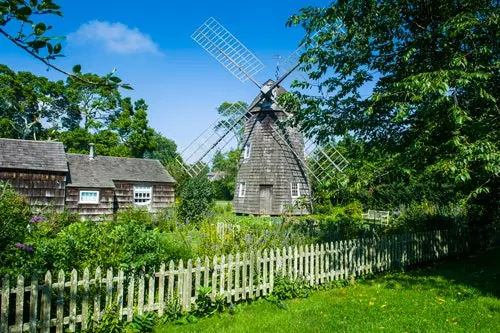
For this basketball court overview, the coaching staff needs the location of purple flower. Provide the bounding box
[15,243,34,253]
[30,216,46,223]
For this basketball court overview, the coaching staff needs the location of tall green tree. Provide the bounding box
[287,0,499,217]
[0,64,66,139]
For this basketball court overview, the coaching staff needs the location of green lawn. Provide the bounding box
[156,247,500,332]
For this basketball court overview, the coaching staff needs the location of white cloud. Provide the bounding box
[68,20,161,55]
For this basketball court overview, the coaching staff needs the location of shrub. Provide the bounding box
[177,176,215,224]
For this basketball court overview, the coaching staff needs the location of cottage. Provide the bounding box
[0,139,176,219]
[66,145,175,219]
[0,138,67,211]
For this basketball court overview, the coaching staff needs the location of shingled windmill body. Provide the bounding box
[177,17,348,216]
[233,80,310,215]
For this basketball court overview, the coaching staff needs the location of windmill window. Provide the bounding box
[291,183,300,198]
[238,182,246,197]
[243,143,251,159]
[134,185,152,205]
[79,191,99,204]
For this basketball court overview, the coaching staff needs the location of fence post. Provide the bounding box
[15,274,24,333]
[126,271,135,322]
[82,268,90,329]
[241,252,247,300]
[269,249,275,294]
[29,274,38,333]
[94,267,102,322]
[234,253,240,302]
[1,275,9,333]
[158,263,166,317]
[227,254,233,303]
[69,269,78,332]
[194,258,201,300]
[41,271,51,333]
[56,270,65,333]
[211,256,218,301]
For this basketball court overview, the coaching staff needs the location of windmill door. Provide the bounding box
[259,185,273,215]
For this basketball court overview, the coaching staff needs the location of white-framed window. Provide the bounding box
[134,185,152,205]
[238,182,246,197]
[291,183,300,198]
[243,143,251,159]
[79,190,99,204]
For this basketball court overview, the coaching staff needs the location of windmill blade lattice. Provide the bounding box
[304,139,349,183]
[269,120,349,183]
[176,102,249,177]
[192,17,265,86]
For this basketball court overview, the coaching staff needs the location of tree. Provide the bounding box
[65,73,121,131]
[0,64,66,139]
[287,0,499,217]
[215,101,248,145]
[211,149,241,200]
[178,176,214,224]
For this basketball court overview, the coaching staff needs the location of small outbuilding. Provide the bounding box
[0,139,176,219]
[0,138,68,211]
[66,148,176,219]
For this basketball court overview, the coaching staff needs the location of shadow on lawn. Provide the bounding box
[369,247,500,299]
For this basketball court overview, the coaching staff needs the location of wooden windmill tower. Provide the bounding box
[177,17,348,216]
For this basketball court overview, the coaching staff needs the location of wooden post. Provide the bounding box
[148,273,155,312]
[15,275,24,333]
[167,261,175,302]
[185,260,193,311]
[227,254,233,303]
[69,269,77,332]
[106,268,113,309]
[241,252,247,300]
[56,270,64,333]
[94,267,101,322]
[126,272,135,322]
[203,257,210,289]
[269,249,275,294]
[234,253,240,302]
[137,271,145,315]
[1,276,9,333]
[81,268,90,329]
[211,256,218,301]
[41,271,51,333]
[194,258,201,300]
[29,274,38,333]
[117,270,124,320]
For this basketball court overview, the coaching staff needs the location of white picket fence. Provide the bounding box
[0,228,487,332]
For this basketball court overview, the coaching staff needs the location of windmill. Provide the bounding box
[176,17,348,216]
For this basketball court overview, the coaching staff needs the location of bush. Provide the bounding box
[177,176,214,224]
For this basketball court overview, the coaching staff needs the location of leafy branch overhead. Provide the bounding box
[0,0,132,89]
[285,0,499,210]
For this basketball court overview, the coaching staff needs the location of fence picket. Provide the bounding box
[41,271,51,333]
[158,263,166,317]
[227,254,233,303]
[94,267,101,322]
[241,252,247,300]
[69,269,77,332]
[1,276,8,333]
[137,271,145,315]
[29,274,38,333]
[234,253,240,302]
[126,272,135,322]
[15,274,24,333]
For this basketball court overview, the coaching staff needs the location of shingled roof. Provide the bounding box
[0,138,68,172]
[66,154,175,188]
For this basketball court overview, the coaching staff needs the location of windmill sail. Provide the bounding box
[192,17,265,87]
[176,102,249,177]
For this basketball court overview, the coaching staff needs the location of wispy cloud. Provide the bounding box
[68,20,161,55]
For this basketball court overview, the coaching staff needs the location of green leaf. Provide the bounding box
[34,22,47,35]
[109,76,122,83]
[120,84,133,90]
[30,0,38,7]
[46,43,53,54]
[72,64,82,74]
[15,6,32,18]
[53,43,62,54]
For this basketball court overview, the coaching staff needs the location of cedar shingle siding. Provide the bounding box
[0,139,175,219]
[232,82,311,216]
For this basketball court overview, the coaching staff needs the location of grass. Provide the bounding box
[155,247,500,332]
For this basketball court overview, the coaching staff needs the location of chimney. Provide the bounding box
[89,143,95,160]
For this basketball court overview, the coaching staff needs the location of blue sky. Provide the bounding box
[1,0,332,150]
